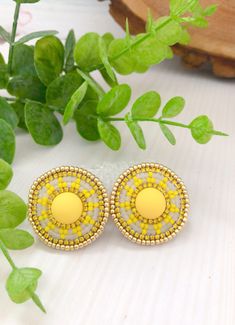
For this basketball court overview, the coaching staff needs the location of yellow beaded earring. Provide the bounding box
[110,163,189,245]
[28,166,109,250]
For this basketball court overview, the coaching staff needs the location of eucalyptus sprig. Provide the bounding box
[0,0,226,164]
[0,159,45,313]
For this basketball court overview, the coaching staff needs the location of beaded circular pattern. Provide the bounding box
[110,163,189,245]
[28,166,109,250]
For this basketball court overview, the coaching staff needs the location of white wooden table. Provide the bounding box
[0,1,234,324]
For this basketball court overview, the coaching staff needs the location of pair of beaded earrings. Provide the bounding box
[28,162,189,250]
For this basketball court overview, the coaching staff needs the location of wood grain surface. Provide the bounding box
[110,0,235,78]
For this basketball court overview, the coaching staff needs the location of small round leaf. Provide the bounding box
[125,114,146,149]
[74,32,102,70]
[0,229,34,250]
[0,119,15,164]
[0,97,19,129]
[74,100,100,141]
[6,267,41,304]
[0,190,27,228]
[132,91,161,118]
[162,96,185,118]
[25,101,63,146]
[0,159,13,190]
[190,115,214,144]
[160,123,176,145]
[34,36,64,86]
[97,119,121,150]
[97,84,131,116]
[46,70,83,112]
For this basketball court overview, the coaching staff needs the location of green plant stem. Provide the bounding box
[105,117,190,129]
[8,1,21,74]
[2,96,63,113]
[88,17,172,72]
[0,239,16,270]
[88,0,196,73]
[0,239,46,313]
[76,68,105,98]
[104,117,228,136]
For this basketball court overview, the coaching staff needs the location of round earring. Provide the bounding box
[110,162,189,245]
[28,166,109,250]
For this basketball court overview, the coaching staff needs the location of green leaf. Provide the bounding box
[15,30,58,45]
[125,113,146,149]
[6,267,41,304]
[0,229,34,250]
[0,119,15,164]
[108,38,135,75]
[0,190,27,228]
[46,70,83,112]
[190,115,214,144]
[11,101,27,130]
[34,36,64,86]
[9,44,46,101]
[99,37,116,82]
[0,97,19,129]
[97,119,121,150]
[133,34,168,66]
[0,26,11,43]
[25,101,63,145]
[63,81,88,125]
[97,84,131,116]
[160,123,176,145]
[0,53,9,89]
[154,17,182,46]
[64,29,76,72]
[191,16,208,28]
[162,96,185,118]
[178,28,190,45]
[99,68,118,88]
[146,10,154,33]
[11,44,36,77]
[132,91,161,118]
[102,33,114,48]
[74,100,100,141]
[76,68,104,99]
[74,32,102,70]
[7,75,46,102]
[203,4,217,16]
[0,159,13,190]
[170,0,198,15]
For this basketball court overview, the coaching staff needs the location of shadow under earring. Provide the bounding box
[28,166,109,250]
[110,163,189,245]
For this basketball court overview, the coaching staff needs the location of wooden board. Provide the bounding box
[109,0,235,78]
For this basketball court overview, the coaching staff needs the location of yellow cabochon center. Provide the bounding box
[135,188,166,220]
[51,192,83,224]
